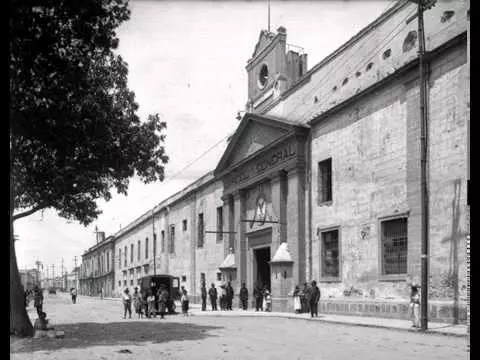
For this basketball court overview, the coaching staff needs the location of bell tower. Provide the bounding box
[246,26,308,114]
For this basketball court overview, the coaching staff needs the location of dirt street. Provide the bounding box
[10,293,468,360]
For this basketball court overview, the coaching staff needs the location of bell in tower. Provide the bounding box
[245,26,308,114]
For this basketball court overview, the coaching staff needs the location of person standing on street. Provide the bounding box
[201,282,207,311]
[239,283,248,310]
[70,287,77,304]
[309,280,321,318]
[208,283,218,311]
[147,290,156,318]
[122,288,132,319]
[409,283,421,328]
[300,282,310,314]
[34,286,44,316]
[157,284,169,319]
[226,281,234,310]
[253,283,263,312]
[132,287,143,319]
[293,285,302,313]
[181,288,190,316]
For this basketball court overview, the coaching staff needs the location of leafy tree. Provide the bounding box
[10,0,168,336]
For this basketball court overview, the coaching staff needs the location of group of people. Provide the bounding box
[253,283,272,312]
[122,284,172,319]
[201,281,237,311]
[200,281,274,312]
[292,281,321,317]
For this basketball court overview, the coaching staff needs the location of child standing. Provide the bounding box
[409,284,421,328]
[264,290,272,312]
[181,288,189,316]
[147,291,156,318]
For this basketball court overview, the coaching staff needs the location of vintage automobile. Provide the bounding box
[48,287,57,294]
[138,275,181,314]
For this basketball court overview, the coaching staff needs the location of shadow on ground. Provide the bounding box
[10,321,222,353]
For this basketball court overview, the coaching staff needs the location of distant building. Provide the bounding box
[79,232,115,297]
[65,268,79,291]
[19,269,40,291]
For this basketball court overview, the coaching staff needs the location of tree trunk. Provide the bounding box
[10,218,34,337]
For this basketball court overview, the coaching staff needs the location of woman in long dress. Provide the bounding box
[293,285,302,313]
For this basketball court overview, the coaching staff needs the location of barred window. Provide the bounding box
[169,225,175,254]
[216,207,223,242]
[198,213,204,248]
[321,229,340,278]
[318,158,332,204]
[381,218,408,275]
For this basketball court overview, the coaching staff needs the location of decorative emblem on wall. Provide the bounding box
[251,195,267,228]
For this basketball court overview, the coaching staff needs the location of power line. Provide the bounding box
[128,133,232,209]
[163,135,230,184]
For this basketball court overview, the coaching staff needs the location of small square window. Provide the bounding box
[181,275,187,282]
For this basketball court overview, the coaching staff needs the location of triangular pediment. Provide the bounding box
[252,30,275,58]
[215,113,302,176]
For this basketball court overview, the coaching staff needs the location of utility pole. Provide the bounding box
[74,256,78,290]
[409,0,436,331]
[52,264,56,288]
[35,260,42,287]
[61,258,65,291]
[152,209,156,275]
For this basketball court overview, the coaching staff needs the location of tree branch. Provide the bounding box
[13,205,46,221]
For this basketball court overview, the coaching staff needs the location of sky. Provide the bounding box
[14,0,394,275]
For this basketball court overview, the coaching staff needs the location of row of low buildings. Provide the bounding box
[79,1,469,324]
[19,269,40,291]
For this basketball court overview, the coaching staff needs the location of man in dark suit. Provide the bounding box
[208,283,218,311]
[239,283,248,310]
[309,280,321,318]
[253,283,264,311]
[226,281,234,310]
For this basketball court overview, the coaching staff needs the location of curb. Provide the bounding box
[76,296,467,338]
[187,311,467,338]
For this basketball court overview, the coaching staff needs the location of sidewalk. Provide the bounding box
[79,295,468,338]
